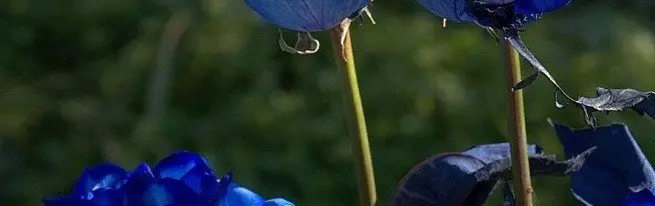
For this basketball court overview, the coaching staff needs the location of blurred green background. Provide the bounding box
[1,0,654,205]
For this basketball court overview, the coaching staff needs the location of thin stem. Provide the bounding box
[503,39,533,206]
[139,11,190,153]
[330,27,377,206]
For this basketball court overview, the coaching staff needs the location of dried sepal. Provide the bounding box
[278,31,320,55]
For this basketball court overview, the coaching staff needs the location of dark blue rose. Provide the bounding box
[415,0,578,96]
[44,151,294,206]
[415,0,571,30]
[392,143,550,205]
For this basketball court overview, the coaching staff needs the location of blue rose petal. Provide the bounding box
[73,163,128,199]
[132,163,155,178]
[125,161,201,206]
[124,178,198,206]
[219,183,265,206]
[152,151,220,204]
[263,198,296,206]
[88,188,122,206]
[215,173,233,202]
[122,164,157,205]
[553,122,655,205]
[244,0,371,32]
[414,0,476,22]
[392,153,488,205]
[515,0,572,14]
[393,142,594,206]
[123,163,156,193]
[45,163,128,206]
[623,188,655,206]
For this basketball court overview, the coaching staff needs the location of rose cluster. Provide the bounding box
[43,151,294,206]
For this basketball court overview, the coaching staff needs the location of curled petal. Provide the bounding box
[73,163,128,199]
[392,154,488,205]
[393,142,592,206]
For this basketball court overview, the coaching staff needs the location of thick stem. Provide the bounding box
[330,27,377,206]
[503,39,533,206]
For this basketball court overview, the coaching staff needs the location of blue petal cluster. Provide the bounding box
[43,151,294,206]
[553,122,655,205]
[244,0,370,32]
[415,0,571,29]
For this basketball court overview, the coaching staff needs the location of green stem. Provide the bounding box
[503,39,534,206]
[330,27,377,206]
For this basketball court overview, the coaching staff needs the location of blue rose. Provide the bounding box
[415,0,571,30]
[391,142,589,205]
[415,0,578,96]
[44,151,294,206]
